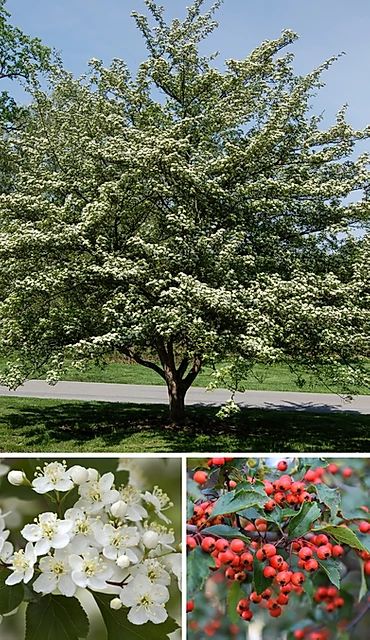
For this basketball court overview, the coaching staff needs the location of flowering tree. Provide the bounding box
[0,0,50,124]
[187,457,370,639]
[0,458,181,639]
[0,0,369,422]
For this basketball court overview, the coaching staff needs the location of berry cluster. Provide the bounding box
[187,458,370,640]
[313,585,344,612]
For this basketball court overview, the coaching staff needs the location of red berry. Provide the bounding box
[186,535,197,549]
[269,604,282,617]
[276,475,292,491]
[304,469,316,482]
[316,545,332,560]
[193,470,208,484]
[304,558,319,572]
[201,537,216,553]
[263,565,277,578]
[327,463,339,474]
[211,458,225,466]
[270,554,285,569]
[298,546,313,561]
[277,460,288,471]
[218,550,235,565]
[215,538,229,552]
[291,571,305,586]
[262,543,277,558]
[277,593,289,605]
[230,538,245,553]
[332,544,344,557]
[358,521,370,534]
[250,591,262,603]
[241,610,253,621]
[236,598,250,613]
[276,570,292,586]
[240,551,254,568]
[186,600,194,613]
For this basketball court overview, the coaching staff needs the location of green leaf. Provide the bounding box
[227,581,244,624]
[288,501,321,538]
[359,561,367,602]
[0,568,24,614]
[93,592,178,640]
[312,484,341,519]
[314,525,367,552]
[212,488,267,517]
[200,524,250,541]
[25,595,89,640]
[253,557,272,595]
[187,546,215,598]
[303,576,314,600]
[318,559,341,589]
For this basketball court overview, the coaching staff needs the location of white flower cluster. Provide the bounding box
[4,462,180,625]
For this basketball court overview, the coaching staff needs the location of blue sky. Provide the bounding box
[5,0,370,129]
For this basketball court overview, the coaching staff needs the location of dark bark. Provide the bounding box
[167,380,186,423]
[120,343,201,423]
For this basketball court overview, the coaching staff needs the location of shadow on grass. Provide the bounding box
[0,397,369,452]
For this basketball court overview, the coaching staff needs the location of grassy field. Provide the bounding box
[0,396,368,453]
[3,358,368,394]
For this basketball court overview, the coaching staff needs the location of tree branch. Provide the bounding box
[120,347,165,380]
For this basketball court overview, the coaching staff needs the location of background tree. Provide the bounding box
[0,0,50,123]
[0,0,369,423]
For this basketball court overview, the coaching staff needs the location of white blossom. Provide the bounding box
[76,473,119,514]
[119,575,169,625]
[32,462,73,494]
[6,543,36,585]
[69,548,114,589]
[21,512,72,555]
[143,487,173,523]
[119,485,148,522]
[33,550,76,596]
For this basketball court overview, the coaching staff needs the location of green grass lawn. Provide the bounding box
[3,358,368,395]
[0,396,368,453]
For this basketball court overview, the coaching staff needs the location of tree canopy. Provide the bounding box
[0,0,369,421]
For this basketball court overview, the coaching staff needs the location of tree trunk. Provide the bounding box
[167,380,186,424]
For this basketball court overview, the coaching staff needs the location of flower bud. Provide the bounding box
[110,597,123,610]
[142,530,159,549]
[70,465,89,485]
[8,470,27,486]
[111,500,128,519]
[117,554,131,569]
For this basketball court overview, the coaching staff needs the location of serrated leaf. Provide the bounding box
[200,524,250,541]
[314,525,367,552]
[0,568,24,615]
[212,488,267,517]
[288,501,321,538]
[253,557,272,595]
[187,546,215,598]
[227,581,243,624]
[313,484,341,519]
[93,592,178,640]
[318,559,341,589]
[25,595,89,640]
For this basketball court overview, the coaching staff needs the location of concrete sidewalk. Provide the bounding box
[0,380,369,414]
